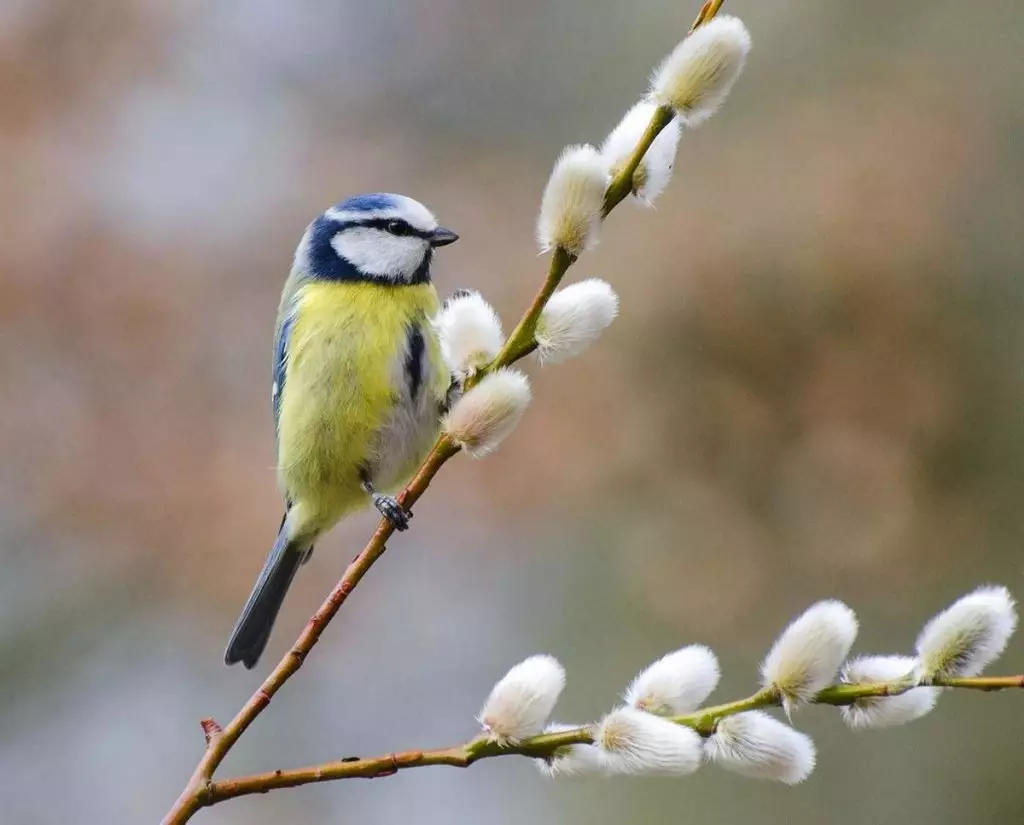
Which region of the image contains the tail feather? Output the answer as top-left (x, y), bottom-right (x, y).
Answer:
top-left (224, 522), bottom-right (308, 669)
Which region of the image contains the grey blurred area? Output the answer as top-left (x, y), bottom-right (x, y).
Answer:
top-left (2, 0), bottom-right (1023, 822)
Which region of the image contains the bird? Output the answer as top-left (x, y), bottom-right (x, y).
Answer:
top-left (224, 193), bottom-right (459, 669)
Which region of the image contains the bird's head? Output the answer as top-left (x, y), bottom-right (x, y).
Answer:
top-left (297, 193), bottom-right (458, 285)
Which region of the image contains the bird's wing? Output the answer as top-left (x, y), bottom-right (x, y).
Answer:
top-left (272, 305), bottom-right (297, 446)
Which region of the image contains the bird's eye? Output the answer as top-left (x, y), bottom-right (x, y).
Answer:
top-left (386, 220), bottom-right (409, 236)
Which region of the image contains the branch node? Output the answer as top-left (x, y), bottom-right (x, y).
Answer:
top-left (394, 751), bottom-right (423, 767)
top-left (197, 778), bottom-right (216, 806)
top-left (200, 718), bottom-right (223, 745)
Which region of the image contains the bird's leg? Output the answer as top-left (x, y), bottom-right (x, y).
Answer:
top-left (360, 472), bottom-right (412, 532)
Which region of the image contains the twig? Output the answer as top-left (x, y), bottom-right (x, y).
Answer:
top-left (689, 0), bottom-right (725, 34)
top-left (162, 441), bottom-right (456, 824)
top-left (601, 104), bottom-right (675, 217)
top-left (162, 4), bottom-right (720, 823)
top-left (193, 674), bottom-right (1024, 805)
top-left (492, 246), bottom-right (575, 368)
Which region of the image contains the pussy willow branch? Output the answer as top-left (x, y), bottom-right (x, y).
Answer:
top-left (164, 5), bottom-right (718, 823)
top-left (494, 104), bottom-right (676, 369)
top-left (163, 92), bottom-right (682, 825)
top-left (192, 674), bottom-right (1024, 804)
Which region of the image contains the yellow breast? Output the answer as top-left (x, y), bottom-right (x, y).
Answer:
top-left (276, 280), bottom-right (444, 534)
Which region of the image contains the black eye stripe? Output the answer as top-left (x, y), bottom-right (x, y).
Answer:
top-left (347, 217), bottom-right (432, 239)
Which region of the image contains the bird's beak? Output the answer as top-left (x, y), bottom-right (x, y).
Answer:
top-left (429, 227), bottom-right (459, 247)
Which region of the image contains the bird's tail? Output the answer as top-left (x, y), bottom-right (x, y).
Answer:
top-left (224, 519), bottom-right (309, 669)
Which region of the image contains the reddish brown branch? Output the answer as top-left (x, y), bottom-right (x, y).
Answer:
top-left (181, 672), bottom-right (1024, 808)
top-left (162, 441), bottom-right (458, 824)
top-left (203, 746), bottom-right (470, 804)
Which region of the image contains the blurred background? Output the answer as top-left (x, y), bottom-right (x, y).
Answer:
top-left (2, 0), bottom-right (1022, 822)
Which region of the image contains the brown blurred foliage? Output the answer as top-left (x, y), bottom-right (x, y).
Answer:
top-left (1, 1), bottom-right (1021, 823)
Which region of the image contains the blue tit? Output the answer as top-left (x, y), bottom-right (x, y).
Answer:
top-left (224, 193), bottom-right (459, 669)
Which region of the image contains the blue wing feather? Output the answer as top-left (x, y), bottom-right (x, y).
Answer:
top-left (272, 309), bottom-right (296, 445)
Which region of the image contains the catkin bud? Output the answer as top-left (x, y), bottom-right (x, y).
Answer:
top-left (535, 723), bottom-right (609, 778)
top-left (600, 101), bottom-right (682, 206)
top-left (761, 600), bottom-right (858, 713)
top-left (704, 711), bottom-right (816, 784)
top-left (535, 279), bottom-right (619, 365)
top-left (596, 707), bottom-right (703, 776)
top-left (443, 369), bottom-right (530, 457)
top-left (840, 655), bottom-right (938, 730)
top-left (650, 16), bottom-right (751, 126)
top-left (478, 655), bottom-right (566, 745)
top-left (536, 144), bottom-right (609, 255)
top-left (624, 645), bottom-right (720, 716)
top-left (434, 290), bottom-right (504, 378)
top-left (915, 586), bottom-right (1018, 681)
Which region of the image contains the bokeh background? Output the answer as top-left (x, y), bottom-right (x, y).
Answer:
top-left (2, 0), bottom-right (1023, 822)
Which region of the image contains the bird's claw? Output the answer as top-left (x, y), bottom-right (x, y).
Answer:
top-left (372, 493), bottom-right (412, 531)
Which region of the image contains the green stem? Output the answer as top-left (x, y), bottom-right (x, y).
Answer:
top-left (602, 104), bottom-right (676, 216)
top-left (933, 674), bottom-right (1024, 690)
top-left (491, 247), bottom-right (575, 372)
top-left (674, 687), bottom-right (780, 734)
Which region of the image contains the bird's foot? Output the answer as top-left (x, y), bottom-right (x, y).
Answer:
top-left (372, 493), bottom-right (412, 531)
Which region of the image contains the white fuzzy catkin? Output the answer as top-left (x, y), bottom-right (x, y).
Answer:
top-left (535, 279), bottom-right (619, 365)
top-left (536, 144), bottom-right (609, 255)
top-left (478, 655), bottom-right (566, 745)
top-left (915, 585), bottom-right (1018, 680)
top-left (535, 723), bottom-right (609, 778)
top-left (443, 368), bottom-right (531, 458)
top-left (840, 655), bottom-right (939, 730)
top-left (596, 707), bottom-right (703, 776)
top-left (650, 15), bottom-right (752, 126)
top-left (761, 600), bottom-right (858, 711)
top-left (600, 101), bottom-right (682, 206)
top-left (434, 291), bottom-right (504, 377)
top-left (624, 645), bottom-right (720, 716)
top-left (704, 711), bottom-right (816, 784)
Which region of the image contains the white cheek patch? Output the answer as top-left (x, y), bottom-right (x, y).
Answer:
top-left (331, 228), bottom-right (428, 280)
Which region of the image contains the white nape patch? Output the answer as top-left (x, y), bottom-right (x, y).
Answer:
top-left (331, 227), bottom-right (429, 280)
top-left (326, 195), bottom-right (438, 233)
top-left (292, 225), bottom-right (314, 270)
